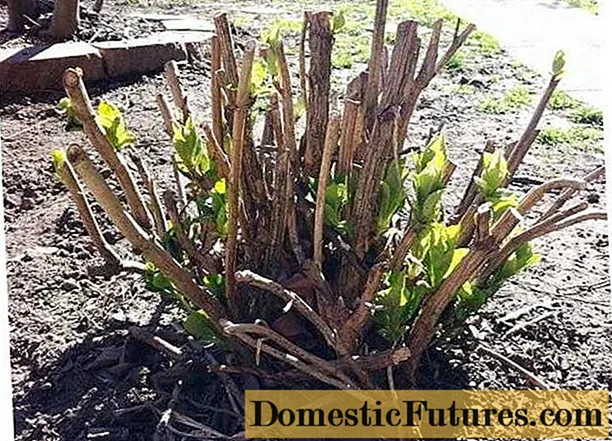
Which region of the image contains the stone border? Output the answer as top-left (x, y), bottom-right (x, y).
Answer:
top-left (0, 31), bottom-right (212, 94)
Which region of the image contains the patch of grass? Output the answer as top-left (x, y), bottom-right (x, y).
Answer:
top-left (564, 0), bottom-right (598, 14)
top-left (451, 84), bottom-right (476, 95)
top-left (479, 86), bottom-right (533, 114)
top-left (388, 0), bottom-right (457, 25)
top-left (446, 52), bottom-right (466, 71)
top-left (571, 106), bottom-right (603, 126)
top-left (538, 126), bottom-right (603, 153)
top-left (548, 90), bottom-right (580, 111)
top-left (468, 30), bottom-right (501, 57)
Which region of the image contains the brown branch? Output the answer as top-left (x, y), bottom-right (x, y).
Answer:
top-left (505, 76), bottom-right (560, 180)
top-left (129, 327), bottom-right (182, 361)
top-left (477, 202), bottom-right (589, 284)
top-left (405, 205), bottom-right (496, 380)
top-left (267, 93), bottom-right (291, 265)
top-left (234, 270), bottom-right (338, 349)
top-left (313, 115), bottom-right (340, 268)
top-left (171, 156), bottom-right (186, 213)
top-left (221, 320), bottom-right (357, 389)
top-left (478, 345), bottom-right (553, 389)
top-left (62, 68), bottom-right (152, 230)
top-left (164, 61), bottom-right (189, 120)
top-left (452, 140), bottom-right (495, 223)
top-left (390, 227), bottom-right (418, 270)
top-left (337, 98), bottom-right (360, 176)
top-left (340, 262), bottom-right (386, 352)
top-left (225, 40), bottom-right (257, 316)
top-left (363, 0), bottom-right (389, 125)
top-left (415, 19), bottom-right (442, 89)
top-left (299, 11), bottom-right (309, 115)
top-left (156, 93), bottom-right (174, 137)
top-left (381, 20), bottom-right (418, 108)
top-left (66, 144), bottom-right (226, 330)
top-left (130, 153), bottom-right (166, 239)
top-left (210, 35), bottom-right (224, 149)
top-left (202, 123), bottom-right (230, 180)
top-left (304, 11), bottom-right (333, 176)
top-left (540, 165), bottom-right (604, 221)
top-left (276, 41), bottom-right (299, 168)
top-left (57, 157), bottom-right (121, 269)
top-left (214, 13), bottom-right (239, 88)
top-left (163, 190), bottom-right (221, 275)
top-left (434, 22), bottom-right (476, 74)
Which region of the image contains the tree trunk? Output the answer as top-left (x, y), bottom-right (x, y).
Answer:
top-left (6, 0), bottom-right (39, 31)
top-left (51, 0), bottom-right (80, 40)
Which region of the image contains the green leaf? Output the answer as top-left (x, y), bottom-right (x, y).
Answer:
top-left (183, 310), bottom-right (223, 348)
top-left (96, 101), bottom-right (135, 150)
top-left (214, 178), bottom-right (226, 194)
top-left (551, 50), bottom-right (566, 80)
top-left (477, 149), bottom-right (508, 198)
top-left (332, 10), bottom-right (345, 33)
top-left (51, 149), bottom-right (66, 179)
top-left (172, 117), bottom-right (210, 176)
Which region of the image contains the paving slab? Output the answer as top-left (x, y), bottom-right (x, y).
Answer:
top-left (440, 0), bottom-right (603, 107)
top-left (161, 18), bottom-right (215, 32)
top-left (0, 41), bottom-right (105, 93)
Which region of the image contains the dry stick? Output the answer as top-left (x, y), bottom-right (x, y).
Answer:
top-left (276, 42), bottom-right (299, 167)
top-left (351, 106), bottom-right (399, 253)
top-left (541, 165), bottom-right (605, 221)
top-left (222, 321), bottom-right (357, 389)
top-left (57, 160), bottom-right (122, 269)
top-left (63, 69), bottom-right (152, 230)
top-left (304, 11), bottom-right (333, 176)
top-left (478, 345), bottom-right (553, 389)
top-left (390, 228), bottom-right (417, 270)
top-left (164, 61), bottom-right (188, 120)
top-left (130, 154), bottom-right (166, 239)
top-left (340, 262), bottom-right (387, 352)
top-left (452, 140), bottom-right (495, 223)
top-left (516, 178), bottom-right (585, 215)
top-left (299, 11), bottom-right (310, 114)
top-left (210, 35), bottom-right (224, 148)
top-left (225, 327), bottom-right (350, 390)
top-left (313, 116), bottom-right (340, 269)
top-left (363, 0), bottom-right (389, 126)
top-left (67, 144), bottom-right (226, 331)
top-left (337, 99), bottom-right (360, 176)
top-left (381, 20), bottom-right (418, 108)
top-left (434, 22), bottom-right (476, 74)
top-left (267, 93), bottom-right (290, 264)
top-left (478, 202), bottom-right (595, 283)
top-left (171, 156), bottom-right (187, 213)
top-left (156, 93), bottom-right (174, 136)
top-left (202, 124), bottom-right (230, 180)
top-left (164, 190), bottom-right (221, 275)
top-left (414, 19), bottom-right (442, 92)
top-left (225, 40), bottom-right (257, 316)
top-left (129, 327), bottom-right (182, 361)
top-left (487, 179), bottom-right (586, 246)
top-left (505, 76), bottom-right (561, 181)
top-left (234, 270), bottom-right (338, 349)
top-left (214, 13), bottom-right (239, 108)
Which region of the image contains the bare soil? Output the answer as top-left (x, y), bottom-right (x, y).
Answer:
top-left (1, 0), bottom-right (610, 440)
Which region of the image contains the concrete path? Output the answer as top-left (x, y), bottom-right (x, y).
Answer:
top-left (440, 0), bottom-right (603, 108)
